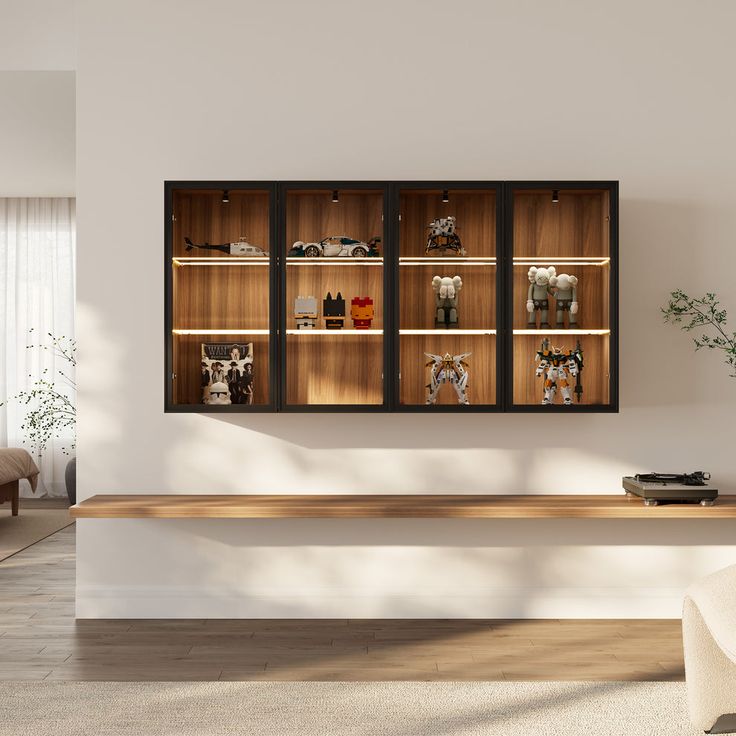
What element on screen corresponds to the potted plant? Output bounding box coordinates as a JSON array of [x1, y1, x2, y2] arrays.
[[0, 331, 77, 503]]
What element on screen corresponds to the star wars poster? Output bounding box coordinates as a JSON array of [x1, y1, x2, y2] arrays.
[[200, 343, 254, 405]]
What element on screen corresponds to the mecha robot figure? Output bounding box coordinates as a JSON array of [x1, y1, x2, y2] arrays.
[[426, 216, 466, 256], [526, 266, 556, 328], [549, 273, 579, 328], [534, 338, 584, 405], [432, 275, 462, 328], [425, 352, 471, 405]]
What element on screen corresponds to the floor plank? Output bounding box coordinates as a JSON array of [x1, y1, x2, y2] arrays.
[[0, 525, 685, 681]]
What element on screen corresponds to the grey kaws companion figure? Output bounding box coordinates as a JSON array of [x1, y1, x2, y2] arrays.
[[526, 266, 556, 328], [432, 275, 463, 328]]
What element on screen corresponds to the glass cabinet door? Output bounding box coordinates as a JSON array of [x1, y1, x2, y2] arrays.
[[167, 185, 274, 410], [397, 185, 499, 409], [281, 185, 387, 408], [509, 184, 615, 409]]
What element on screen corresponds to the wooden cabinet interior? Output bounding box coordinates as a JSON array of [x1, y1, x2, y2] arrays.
[[166, 182, 617, 412]]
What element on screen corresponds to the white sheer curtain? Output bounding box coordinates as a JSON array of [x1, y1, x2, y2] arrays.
[[0, 198, 76, 497]]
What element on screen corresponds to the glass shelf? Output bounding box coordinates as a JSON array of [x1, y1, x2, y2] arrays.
[[173, 329, 270, 335], [286, 257, 383, 266], [285, 329, 383, 336], [173, 257, 270, 267], [513, 329, 610, 336], [399, 329, 496, 335]]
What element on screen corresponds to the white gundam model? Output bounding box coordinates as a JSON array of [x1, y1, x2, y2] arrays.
[[425, 216, 465, 256], [534, 338, 583, 405], [425, 352, 471, 405]]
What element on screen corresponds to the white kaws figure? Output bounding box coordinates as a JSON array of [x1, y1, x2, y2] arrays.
[[549, 273, 579, 328], [526, 266, 556, 328], [432, 275, 463, 329]]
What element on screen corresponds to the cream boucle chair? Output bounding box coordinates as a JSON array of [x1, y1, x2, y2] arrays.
[[684, 565, 736, 733]]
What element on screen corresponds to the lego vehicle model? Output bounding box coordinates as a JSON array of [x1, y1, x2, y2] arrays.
[[288, 236, 381, 258], [184, 236, 268, 257], [425, 352, 471, 405], [425, 217, 465, 256]]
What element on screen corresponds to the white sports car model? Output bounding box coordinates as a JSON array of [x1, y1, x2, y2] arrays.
[[289, 235, 380, 258]]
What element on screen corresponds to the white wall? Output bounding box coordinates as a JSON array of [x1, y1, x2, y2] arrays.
[[0, 72, 75, 195], [76, 0, 736, 618]]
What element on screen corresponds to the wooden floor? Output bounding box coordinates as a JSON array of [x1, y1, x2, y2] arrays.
[[0, 524, 685, 681]]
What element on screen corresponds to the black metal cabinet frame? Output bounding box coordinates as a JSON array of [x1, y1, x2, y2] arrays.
[[165, 180, 618, 414]]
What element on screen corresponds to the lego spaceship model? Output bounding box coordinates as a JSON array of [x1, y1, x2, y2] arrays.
[[425, 352, 471, 405], [426, 217, 465, 256]]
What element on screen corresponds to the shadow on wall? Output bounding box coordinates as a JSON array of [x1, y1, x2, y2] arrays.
[[76, 196, 736, 499]]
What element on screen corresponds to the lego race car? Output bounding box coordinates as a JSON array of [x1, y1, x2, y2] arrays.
[[288, 235, 381, 258]]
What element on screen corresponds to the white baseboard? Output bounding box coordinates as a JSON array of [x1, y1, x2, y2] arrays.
[[75, 586, 686, 619]]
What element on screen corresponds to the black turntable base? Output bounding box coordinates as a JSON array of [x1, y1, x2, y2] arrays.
[[622, 472, 718, 506]]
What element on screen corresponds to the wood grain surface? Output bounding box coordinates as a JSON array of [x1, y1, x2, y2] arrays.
[[71, 494, 736, 519], [399, 189, 496, 258], [399, 334, 495, 406]]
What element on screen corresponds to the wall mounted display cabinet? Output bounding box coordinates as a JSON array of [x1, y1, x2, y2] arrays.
[[165, 181, 618, 413]]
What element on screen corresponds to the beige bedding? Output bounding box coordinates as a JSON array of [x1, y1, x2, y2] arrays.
[[0, 448, 40, 491]]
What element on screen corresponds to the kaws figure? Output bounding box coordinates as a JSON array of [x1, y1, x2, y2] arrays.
[[425, 352, 471, 405], [526, 266, 556, 328], [351, 297, 374, 329], [432, 275, 462, 329], [549, 273, 579, 328]]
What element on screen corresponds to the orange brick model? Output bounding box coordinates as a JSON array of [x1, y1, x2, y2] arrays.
[[350, 297, 374, 329]]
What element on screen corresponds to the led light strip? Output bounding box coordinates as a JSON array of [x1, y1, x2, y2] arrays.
[[285, 329, 384, 335], [399, 329, 496, 335], [172, 329, 270, 335], [286, 258, 383, 266], [173, 258, 270, 266], [513, 329, 610, 336]]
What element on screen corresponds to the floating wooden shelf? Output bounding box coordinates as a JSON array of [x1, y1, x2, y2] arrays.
[[70, 494, 736, 519]]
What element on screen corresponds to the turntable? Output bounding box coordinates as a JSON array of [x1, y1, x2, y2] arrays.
[[622, 472, 717, 506]]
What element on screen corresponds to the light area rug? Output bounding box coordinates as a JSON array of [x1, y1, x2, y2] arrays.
[[0, 508, 73, 561], [0, 681, 699, 736]]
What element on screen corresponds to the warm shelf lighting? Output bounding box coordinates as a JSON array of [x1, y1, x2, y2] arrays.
[[286, 329, 384, 336], [442, 189, 449, 203], [513, 257, 610, 267], [173, 329, 270, 335], [331, 190, 339, 203], [286, 257, 383, 266], [513, 329, 610, 336], [222, 190, 230, 204], [173, 257, 270, 266], [400, 257, 496, 266], [399, 329, 496, 335]]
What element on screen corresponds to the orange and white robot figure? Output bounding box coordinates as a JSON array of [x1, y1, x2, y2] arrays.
[[534, 339, 582, 406]]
